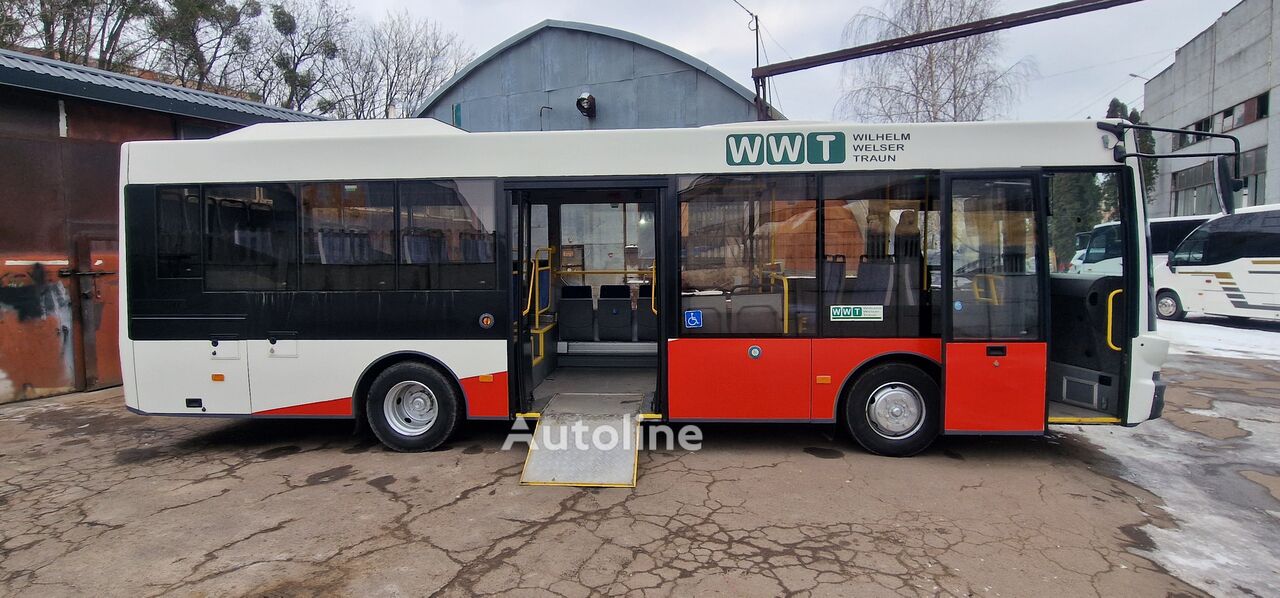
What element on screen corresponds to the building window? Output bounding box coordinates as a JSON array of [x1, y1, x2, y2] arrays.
[[204, 184, 298, 290], [300, 181, 396, 290], [1173, 117, 1213, 150], [1239, 146, 1268, 208], [1222, 92, 1270, 132], [1171, 162, 1217, 216], [678, 174, 817, 336], [398, 180, 498, 290]]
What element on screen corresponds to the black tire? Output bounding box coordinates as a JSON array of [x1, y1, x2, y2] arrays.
[[1155, 290, 1186, 321], [365, 362, 459, 452], [843, 362, 940, 457]]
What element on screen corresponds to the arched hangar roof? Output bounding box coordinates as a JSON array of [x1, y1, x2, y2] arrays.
[[414, 19, 781, 122]]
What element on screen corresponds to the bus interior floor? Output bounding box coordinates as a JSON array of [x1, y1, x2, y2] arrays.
[[529, 367, 656, 413]]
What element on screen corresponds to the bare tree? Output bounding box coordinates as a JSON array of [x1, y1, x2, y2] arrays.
[[319, 9, 471, 119], [1, 0, 24, 47], [17, 0, 157, 69], [148, 0, 260, 92], [836, 0, 1033, 123], [243, 0, 347, 111]]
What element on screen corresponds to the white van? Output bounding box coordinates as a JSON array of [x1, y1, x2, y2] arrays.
[[1155, 205, 1280, 320]]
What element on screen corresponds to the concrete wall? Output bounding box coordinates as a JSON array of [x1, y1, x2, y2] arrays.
[[421, 27, 757, 132], [1144, 0, 1278, 217]]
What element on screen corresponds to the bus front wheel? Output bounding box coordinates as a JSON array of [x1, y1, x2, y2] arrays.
[[844, 363, 940, 457], [366, 362, 459, 452], [1156, 291, 1186, 321]]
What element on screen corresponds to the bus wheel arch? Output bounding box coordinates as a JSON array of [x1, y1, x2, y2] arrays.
[[837, 354, 941, 457], [353, 352, 468, 444], [1155, 289, 1186, 320]]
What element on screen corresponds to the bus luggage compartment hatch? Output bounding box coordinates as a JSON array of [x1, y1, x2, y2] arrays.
[[520, 393, 643, 487]]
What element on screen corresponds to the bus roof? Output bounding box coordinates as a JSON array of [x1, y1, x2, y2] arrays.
[[123, 118, 1127, 186]]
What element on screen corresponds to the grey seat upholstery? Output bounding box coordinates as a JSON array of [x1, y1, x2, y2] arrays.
[[597, 285, 633, 341], [846, 259, 896, 305], [681, 294, 726, 333], [636, 285, 658, 341], [729, 288, 783, 334], [558, 285, 595, 341]]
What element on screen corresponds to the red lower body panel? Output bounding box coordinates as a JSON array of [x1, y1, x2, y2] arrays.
[[668, 338, 811, 420], [811, 338, 942, 421], [255, 397, 353, 416], [461, 371, 509, 418], [943, 342, 1047, 433]]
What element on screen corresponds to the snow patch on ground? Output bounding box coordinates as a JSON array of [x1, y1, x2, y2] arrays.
[[1157, 318, 1280, 360], [1071, 402, 1280, 597]]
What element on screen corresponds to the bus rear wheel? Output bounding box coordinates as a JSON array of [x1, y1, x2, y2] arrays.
[[1156, 291, 1186, 321], [366, 362, 459, 452], [843, 363, 939, 457]]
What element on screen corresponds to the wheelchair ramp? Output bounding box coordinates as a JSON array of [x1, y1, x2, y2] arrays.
[[520, 393, 644, 488]]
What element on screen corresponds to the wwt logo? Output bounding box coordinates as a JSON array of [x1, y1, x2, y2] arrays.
[[726, 132, 846, 165]]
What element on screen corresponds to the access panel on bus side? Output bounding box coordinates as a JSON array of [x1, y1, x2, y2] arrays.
[[942, 173, 1048, 434], [667, 338, 811, 420]]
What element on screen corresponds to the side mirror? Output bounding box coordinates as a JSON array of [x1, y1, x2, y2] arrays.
[[1216, 155, 1244, 215]]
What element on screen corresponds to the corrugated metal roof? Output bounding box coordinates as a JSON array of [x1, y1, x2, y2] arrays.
[[0, 48, 322, 125]]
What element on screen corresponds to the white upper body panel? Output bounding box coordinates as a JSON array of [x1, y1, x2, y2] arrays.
[[123, 118, 1123, 185]]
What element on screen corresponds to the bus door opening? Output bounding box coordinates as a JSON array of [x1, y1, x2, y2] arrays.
[[510, 187, 661, 417], [1044, 170, 1134, 424]]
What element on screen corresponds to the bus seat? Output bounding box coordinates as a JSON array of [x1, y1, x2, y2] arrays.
[[681, 294, 727, 333], [823, 255, 847, 294], [729, 290, 783, 334], [558, 285, 595, 341], [636, 284, 658, 341], [597, 284, 633, 341], [846, 260, 896, 305]]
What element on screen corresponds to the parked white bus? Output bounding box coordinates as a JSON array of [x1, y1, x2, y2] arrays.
[[1070, 214, 1212, 275], [1155, 204, 1280, 321]]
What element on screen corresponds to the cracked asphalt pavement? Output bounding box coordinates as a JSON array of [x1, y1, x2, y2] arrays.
[[2, 354, 1276, 596]]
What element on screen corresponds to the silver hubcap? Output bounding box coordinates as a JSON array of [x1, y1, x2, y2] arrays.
[[384, 381, 438, 436], [1157, 296, 1177, 317], [866, 382, 925, 439]]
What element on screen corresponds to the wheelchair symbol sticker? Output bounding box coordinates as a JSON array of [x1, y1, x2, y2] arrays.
[[684, 310, 703, 329]]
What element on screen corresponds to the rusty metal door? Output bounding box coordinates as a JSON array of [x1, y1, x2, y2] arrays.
[[68, 236, 121, 390]]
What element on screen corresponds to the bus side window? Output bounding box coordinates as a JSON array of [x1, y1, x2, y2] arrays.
[[1170, 229, 1207, 266], [398, 180, 498, 290], [203, 184, 298, 291], [676, 174, 816, 336], [299, 181, 396, 291], [156, 186, 202, 279]]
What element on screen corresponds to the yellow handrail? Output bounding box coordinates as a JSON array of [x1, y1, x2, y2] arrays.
[[531, 322, 556, 366], [972, 274, 1001, 305], [552, 269, 654, 276], [650, 265, 658, 316], [522, 247, 554, 317], [1106, 289, 1123, 352], [767, 272, 791, 334]]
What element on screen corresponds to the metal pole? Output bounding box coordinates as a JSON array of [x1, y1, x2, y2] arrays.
[[750, 0, 1145, 108]]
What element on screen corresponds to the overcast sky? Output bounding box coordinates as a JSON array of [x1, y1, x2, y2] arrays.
[[357, 0, 1241, 122]]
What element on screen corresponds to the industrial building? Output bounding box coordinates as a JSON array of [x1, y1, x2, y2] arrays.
[[0, 48, 319, 404], [1143, 0, 1278, 217], [416, 19, 781, 131]]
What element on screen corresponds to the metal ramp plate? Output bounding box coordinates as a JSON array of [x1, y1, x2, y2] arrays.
[[520, 393, 644, 487]]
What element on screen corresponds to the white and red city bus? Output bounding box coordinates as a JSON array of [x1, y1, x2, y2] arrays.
[[119, 118, 1174, 456]]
